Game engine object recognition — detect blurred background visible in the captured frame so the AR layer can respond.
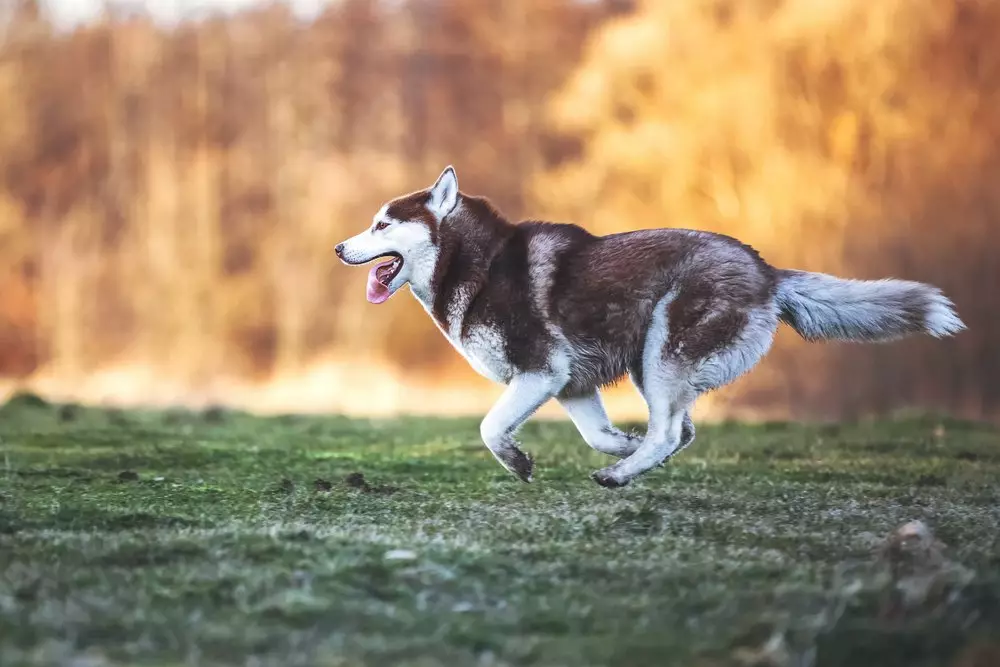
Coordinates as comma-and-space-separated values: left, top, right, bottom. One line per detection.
0, 0, 997, 421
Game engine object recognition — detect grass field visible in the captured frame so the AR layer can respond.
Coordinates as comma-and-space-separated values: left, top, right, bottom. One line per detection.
1, 394, 999, 667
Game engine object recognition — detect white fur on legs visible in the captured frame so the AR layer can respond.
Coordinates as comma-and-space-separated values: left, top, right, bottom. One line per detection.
592, 296, 694, 488
591, 401, 689, 488
629, 354, 696, 465
591, 382, 693, 488
558, 391, 642, 458
480, 372, 563, 482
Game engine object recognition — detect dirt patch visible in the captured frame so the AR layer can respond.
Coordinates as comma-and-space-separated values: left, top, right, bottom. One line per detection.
344, 471, 399, 495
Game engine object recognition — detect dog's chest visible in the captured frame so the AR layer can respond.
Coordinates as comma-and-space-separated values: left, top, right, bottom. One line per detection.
455, 324, 514, 384
415, 285, 515, 384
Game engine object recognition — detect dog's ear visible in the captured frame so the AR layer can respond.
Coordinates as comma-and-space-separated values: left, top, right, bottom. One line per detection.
427, 165, 459, 221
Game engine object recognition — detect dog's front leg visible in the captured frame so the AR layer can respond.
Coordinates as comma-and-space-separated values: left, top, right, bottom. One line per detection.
480, 373, 562, 482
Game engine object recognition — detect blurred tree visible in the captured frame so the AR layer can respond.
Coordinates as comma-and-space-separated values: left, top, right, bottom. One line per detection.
0, 0, 995, 418
535, 0, 1000, 418
0, 0, 613, 391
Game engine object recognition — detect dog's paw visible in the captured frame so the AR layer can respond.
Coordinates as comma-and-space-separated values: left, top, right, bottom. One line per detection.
590, 468, 629, 489
495, 447, 534, 483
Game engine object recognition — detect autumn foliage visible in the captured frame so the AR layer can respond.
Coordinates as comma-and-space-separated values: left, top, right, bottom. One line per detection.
0, 0, 997, 419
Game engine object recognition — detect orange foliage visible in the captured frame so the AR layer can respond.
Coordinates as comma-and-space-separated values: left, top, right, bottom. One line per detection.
0, 0, 612, 413
0, 0, 997, 419
535, 0, 1000, 419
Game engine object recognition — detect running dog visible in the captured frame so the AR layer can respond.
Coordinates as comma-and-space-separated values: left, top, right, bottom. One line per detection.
335, 167, 965, 488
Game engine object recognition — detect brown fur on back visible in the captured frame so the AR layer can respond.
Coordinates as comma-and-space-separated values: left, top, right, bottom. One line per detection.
429, 201, 780, 396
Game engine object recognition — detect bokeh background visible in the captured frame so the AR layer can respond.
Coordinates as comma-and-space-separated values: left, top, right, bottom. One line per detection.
1, 0, 998, 421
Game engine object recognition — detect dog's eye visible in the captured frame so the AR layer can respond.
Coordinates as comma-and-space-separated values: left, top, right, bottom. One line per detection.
374, 221, 390, 232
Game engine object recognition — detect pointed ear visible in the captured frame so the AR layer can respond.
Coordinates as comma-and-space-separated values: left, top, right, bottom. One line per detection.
427, 165, 459, 221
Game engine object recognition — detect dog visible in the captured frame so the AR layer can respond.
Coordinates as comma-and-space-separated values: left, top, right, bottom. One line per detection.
335, 166, 965, 488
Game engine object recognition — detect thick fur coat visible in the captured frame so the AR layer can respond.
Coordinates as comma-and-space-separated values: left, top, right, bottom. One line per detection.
336, 167, 965, 487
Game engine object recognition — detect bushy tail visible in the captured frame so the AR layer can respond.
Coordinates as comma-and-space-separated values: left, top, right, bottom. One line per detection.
775, 270, 965, 343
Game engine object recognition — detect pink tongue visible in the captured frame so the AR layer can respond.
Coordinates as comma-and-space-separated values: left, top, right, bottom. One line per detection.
365, 261, 395, 304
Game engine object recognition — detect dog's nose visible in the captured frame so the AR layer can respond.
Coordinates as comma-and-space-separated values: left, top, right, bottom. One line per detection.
334, 243, 344, 258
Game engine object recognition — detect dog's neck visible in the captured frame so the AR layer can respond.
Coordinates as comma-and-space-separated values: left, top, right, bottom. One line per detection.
415, 197, 514, 335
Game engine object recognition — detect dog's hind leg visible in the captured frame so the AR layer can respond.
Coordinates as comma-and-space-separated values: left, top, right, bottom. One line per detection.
480, 372, 564, 482
591, 300, 780, 488
628, 366, 696, 461
558, 390, 643, 458
592, 297, 697, 488
592, 359, 695, 488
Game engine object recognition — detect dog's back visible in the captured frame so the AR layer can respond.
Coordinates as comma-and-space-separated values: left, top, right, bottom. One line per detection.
465, 221, 778, 395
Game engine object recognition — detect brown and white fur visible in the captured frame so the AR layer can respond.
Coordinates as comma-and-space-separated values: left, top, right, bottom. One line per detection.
335, 166, 966, 488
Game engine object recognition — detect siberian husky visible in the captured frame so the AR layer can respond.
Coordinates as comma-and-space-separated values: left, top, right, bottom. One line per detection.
336, 167, 965, 488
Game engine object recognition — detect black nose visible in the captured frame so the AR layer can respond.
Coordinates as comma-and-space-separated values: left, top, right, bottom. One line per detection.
335, 243, 344, 257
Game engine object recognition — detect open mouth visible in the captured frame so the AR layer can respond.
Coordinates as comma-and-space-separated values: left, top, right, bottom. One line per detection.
366, 253, 404, 304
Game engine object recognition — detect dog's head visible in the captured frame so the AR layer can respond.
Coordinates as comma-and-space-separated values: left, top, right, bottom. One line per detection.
335, 166, 460, 304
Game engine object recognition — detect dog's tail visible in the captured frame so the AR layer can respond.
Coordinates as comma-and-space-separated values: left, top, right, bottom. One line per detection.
775, 269, 965, 343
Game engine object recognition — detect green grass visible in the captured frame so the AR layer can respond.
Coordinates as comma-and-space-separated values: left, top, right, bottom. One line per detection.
1, 393, 999, 667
